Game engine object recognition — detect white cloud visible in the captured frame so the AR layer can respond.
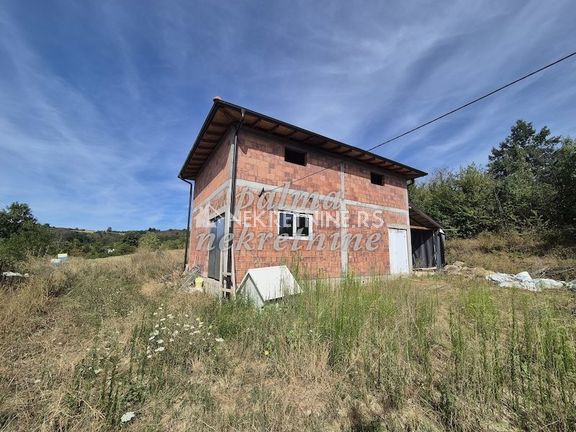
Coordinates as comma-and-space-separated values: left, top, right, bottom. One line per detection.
0, 0, 574, 228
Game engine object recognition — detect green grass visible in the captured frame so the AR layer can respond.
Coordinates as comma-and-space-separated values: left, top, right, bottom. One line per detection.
0, 252, 575, 431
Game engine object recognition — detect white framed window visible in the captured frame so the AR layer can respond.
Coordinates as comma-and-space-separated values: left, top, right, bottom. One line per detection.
278, 211, 312, 239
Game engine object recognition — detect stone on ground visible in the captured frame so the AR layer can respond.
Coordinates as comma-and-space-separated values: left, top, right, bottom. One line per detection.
533, 278, 565, 289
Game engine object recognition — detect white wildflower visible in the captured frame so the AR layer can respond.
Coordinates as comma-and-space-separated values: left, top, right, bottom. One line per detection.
215, 337, 224, 343
184, 314, 189, 318
154, 346, 165, 352
157, 339, 164, 344
147, 355, 152, 359
148, 335, 156, 341
160, 318, 166, 322
121, 411, 136, 423
169, 338, 174, 342
94, 368, 102, 375
167, 314, 174, 319
173, 330, 179, 337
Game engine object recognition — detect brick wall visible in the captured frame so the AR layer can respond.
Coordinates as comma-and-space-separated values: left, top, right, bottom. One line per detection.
231, 128, 409, 281
233, 186, 342, 282
187, 126, 410, 282
187, 132, 232, 275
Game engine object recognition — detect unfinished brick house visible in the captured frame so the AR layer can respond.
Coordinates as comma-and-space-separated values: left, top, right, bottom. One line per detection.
179, 98, 444, 293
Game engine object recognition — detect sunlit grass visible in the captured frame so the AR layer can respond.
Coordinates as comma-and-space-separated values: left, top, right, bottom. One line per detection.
0, 251, 575, 431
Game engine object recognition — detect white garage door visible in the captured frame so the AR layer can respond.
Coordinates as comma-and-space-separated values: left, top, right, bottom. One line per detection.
388, 228, 410, 274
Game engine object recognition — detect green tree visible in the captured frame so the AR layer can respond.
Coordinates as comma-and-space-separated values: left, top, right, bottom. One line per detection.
122, 232, 141, 247
488, 120, 560, 228
488, 120, 560, 179
138, 232, 161, 250
554, 138, 576, 227
410, 165, 499, 237
0, 202, 37, 239
0, 202, 52, 272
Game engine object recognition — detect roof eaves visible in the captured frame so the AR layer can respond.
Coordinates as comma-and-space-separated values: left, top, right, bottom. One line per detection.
179, 98, 428, 180
215, 100, 427, 179
178, 100, 223, 179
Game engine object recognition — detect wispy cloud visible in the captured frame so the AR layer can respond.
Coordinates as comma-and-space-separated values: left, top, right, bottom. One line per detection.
0, 0, 574, 229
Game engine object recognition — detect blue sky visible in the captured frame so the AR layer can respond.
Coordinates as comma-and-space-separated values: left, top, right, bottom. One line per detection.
0, 0, 574, 230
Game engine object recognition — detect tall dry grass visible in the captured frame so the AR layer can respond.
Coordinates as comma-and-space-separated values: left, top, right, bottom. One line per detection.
1, 250, 575, 431
447, 230, 576, 280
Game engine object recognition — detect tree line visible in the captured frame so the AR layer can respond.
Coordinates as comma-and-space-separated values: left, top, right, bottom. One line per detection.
0, 203, 186, 273
409, 120, 576, 238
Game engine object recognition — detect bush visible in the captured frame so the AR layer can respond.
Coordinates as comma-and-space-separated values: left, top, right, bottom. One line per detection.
138, 232, 161, 251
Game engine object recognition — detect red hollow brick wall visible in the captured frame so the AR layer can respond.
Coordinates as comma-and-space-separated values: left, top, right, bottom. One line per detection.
187, 126, 411, 281
187, 133, 232, 275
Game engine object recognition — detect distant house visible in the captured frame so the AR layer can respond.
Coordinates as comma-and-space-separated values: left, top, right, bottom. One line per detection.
179, 98, 444, 294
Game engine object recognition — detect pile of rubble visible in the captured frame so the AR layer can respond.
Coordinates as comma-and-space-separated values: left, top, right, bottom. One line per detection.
1, 271, 29, 286
443, 261, 576, 292
485, 272, 570, 292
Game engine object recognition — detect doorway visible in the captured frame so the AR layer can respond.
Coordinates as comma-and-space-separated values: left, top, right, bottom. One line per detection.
388, 228, 410, 274
208, 215, 225, 280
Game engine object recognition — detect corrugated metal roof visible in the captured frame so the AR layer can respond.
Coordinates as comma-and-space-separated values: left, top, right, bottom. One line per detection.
179, 99, 428, 180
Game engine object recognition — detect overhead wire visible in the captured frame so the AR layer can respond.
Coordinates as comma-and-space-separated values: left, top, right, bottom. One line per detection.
263, 49, 576, 193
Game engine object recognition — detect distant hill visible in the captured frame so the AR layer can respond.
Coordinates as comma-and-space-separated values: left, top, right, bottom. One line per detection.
47, 226, 187, 258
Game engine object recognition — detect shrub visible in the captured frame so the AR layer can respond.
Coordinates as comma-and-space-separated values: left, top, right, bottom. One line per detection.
138, 232, 161, 251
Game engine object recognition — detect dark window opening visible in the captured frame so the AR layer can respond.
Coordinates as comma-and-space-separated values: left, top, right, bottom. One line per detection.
278, 212, 293, 236
296, 215, 310, 237
285, 148, 307, 166
370, 172, 384, 185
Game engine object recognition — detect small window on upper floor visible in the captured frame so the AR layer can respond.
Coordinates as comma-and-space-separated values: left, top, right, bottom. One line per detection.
285, 147, 307, 166
370, 172, 384, 186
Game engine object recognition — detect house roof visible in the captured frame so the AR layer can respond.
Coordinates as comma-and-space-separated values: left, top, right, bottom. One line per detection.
179, 98, 427, 180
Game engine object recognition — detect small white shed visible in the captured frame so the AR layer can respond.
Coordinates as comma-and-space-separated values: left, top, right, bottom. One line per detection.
237, 265, 301, 307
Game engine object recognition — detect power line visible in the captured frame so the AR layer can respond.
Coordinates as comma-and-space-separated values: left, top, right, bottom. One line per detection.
265, 49, 576, 193
366, 49, 576, 153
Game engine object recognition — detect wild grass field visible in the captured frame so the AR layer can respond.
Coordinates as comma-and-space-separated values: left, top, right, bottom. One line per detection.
447, 231, 576, 281
1, 250, 575, 431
